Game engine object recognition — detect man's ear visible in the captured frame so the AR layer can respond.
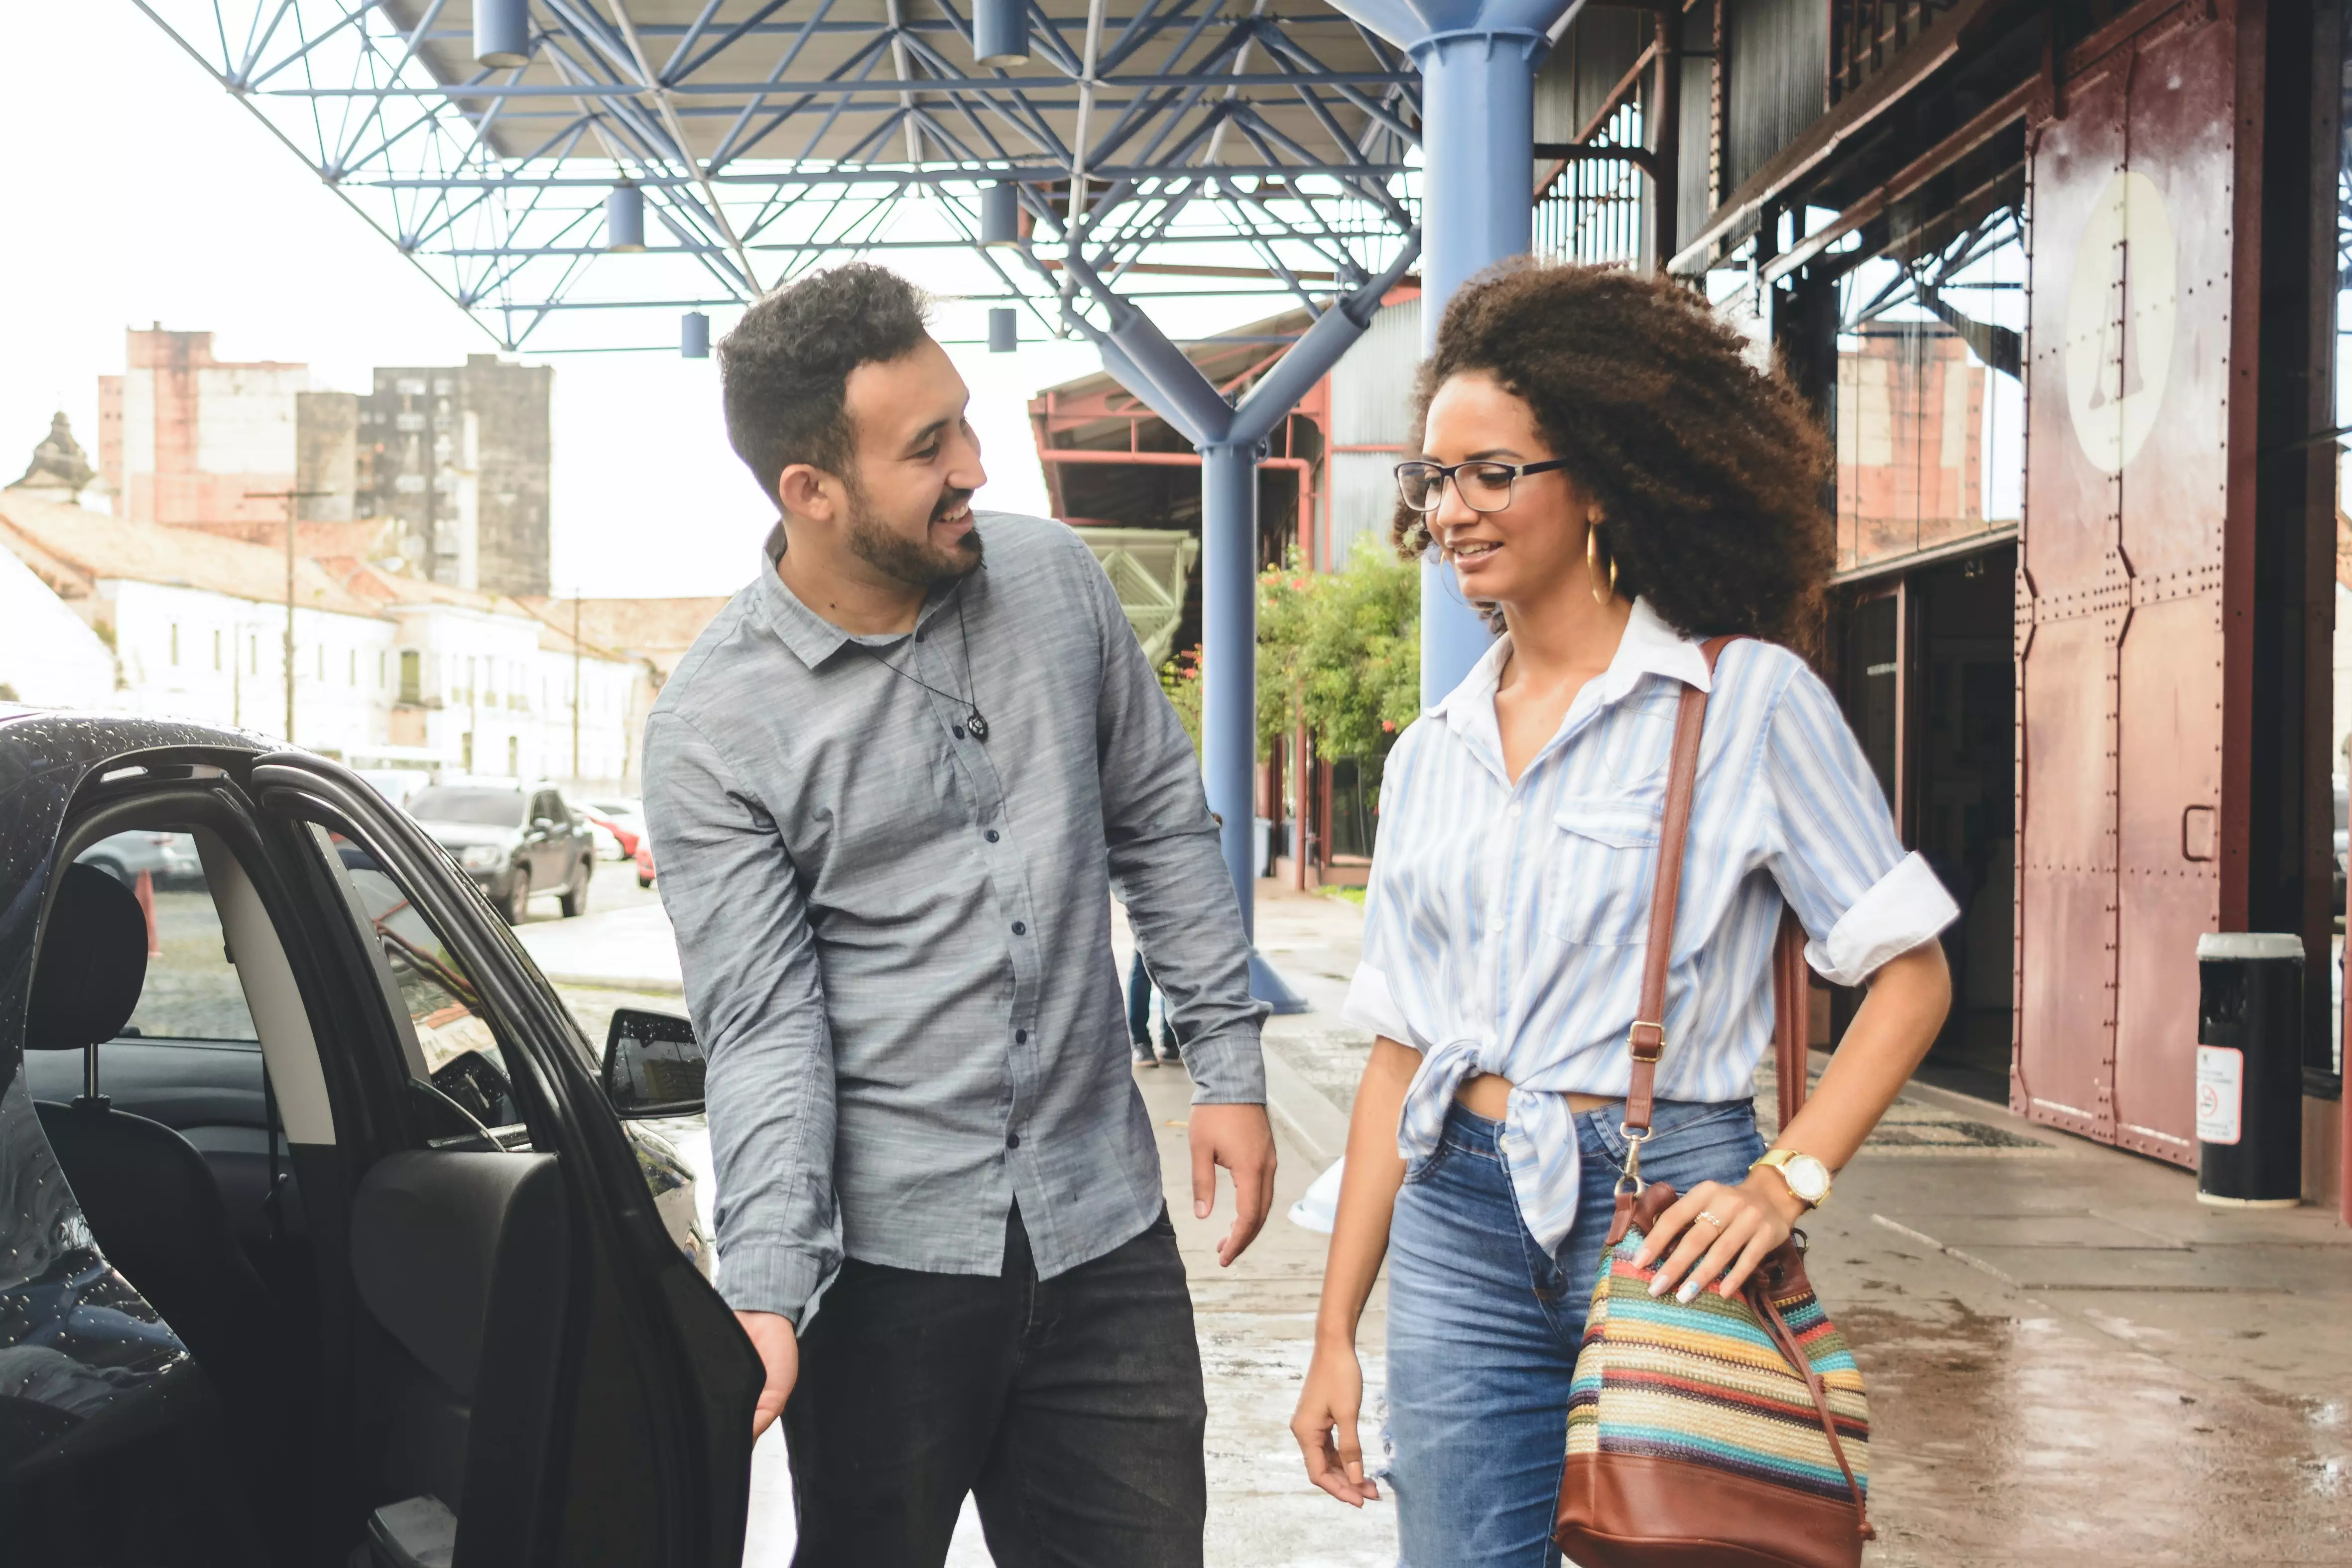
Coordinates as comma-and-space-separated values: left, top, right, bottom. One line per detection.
776, 464, 836, 524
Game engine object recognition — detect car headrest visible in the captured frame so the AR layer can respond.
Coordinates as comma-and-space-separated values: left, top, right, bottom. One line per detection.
26, 863, 149, 1050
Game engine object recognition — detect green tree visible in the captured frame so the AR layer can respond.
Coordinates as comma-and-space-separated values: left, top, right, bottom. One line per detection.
1257, 541, 1420, 761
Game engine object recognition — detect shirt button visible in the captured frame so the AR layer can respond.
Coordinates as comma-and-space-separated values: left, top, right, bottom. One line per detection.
1508, 801, 1523, 819
1012, 921, 1026, 935
986, 829, 1000, 843
1015, 1028, 1028, 1043
1005, 1131, 1021, 1149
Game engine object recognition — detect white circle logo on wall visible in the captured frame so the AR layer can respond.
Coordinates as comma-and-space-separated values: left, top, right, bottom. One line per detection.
2063, 169, 2178, 474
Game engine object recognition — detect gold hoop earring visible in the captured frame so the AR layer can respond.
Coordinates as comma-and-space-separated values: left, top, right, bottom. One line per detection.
1588, 522, 1617, 605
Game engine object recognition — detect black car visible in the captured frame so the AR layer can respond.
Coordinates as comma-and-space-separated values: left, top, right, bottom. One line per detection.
404, 782, 598, 925
0, 709, 760, 1567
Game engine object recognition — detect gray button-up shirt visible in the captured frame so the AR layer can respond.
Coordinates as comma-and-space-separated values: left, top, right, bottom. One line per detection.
642, 512, 1266, 1324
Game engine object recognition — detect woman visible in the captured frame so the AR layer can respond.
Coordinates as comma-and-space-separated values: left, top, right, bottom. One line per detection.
1289, 263, 1958, 1565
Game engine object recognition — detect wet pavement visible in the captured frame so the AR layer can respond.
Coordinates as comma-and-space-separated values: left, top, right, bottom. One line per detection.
544, 879, 2352, 1566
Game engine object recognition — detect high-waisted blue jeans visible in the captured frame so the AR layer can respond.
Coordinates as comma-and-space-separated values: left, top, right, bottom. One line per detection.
1383, 1097, 1767, 1568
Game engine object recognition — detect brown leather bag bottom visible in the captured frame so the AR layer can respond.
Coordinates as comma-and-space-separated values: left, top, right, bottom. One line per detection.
1554, 1453, 1866, 1568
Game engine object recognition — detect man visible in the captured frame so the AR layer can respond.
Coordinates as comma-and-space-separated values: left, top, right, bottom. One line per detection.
642, 263, 1276, 1567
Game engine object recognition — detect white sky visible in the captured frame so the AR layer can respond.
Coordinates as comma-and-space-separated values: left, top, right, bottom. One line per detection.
0, 5, 1301, 599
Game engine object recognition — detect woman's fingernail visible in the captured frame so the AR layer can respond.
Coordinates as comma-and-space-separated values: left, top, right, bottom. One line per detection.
1195, 1201, 1209, 1218
1647, 1274, 1669, 1297
1676, 1278, 1701, 1304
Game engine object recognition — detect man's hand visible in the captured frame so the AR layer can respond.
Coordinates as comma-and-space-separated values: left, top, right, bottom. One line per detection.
1188, 1102, 1276, 1266
735, 1310, 799, 1437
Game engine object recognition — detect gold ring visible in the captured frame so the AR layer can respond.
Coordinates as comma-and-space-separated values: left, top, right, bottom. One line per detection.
1696, 1210, 1726, 1230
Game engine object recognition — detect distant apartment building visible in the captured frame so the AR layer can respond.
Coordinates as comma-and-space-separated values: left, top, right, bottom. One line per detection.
91, 329, 552, 597
98, 328, 357, 528
358, 357, 553, 596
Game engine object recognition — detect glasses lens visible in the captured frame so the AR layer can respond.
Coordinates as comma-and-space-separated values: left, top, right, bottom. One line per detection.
1459, 464, 1517, 513
1395, 463, 1443, 512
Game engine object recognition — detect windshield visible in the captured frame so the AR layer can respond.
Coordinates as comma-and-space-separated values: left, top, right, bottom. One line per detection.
406, 787, 525, 828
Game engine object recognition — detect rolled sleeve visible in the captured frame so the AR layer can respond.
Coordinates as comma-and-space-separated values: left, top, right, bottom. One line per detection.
1082, 531, 1268, 1105
641, 710, 840, 1325
1762, 663, 1960, 987
1810, 851, 1960, 986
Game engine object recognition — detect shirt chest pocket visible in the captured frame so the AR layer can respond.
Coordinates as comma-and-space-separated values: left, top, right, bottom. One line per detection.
1541, 794, 1663, 947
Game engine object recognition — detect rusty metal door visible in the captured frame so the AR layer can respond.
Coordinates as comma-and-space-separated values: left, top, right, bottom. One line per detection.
2018, 1, 2234, 1163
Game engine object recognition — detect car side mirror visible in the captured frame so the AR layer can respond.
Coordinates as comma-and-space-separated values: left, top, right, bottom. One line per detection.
531, 816, 555, 833
603, 1007, 705, 1119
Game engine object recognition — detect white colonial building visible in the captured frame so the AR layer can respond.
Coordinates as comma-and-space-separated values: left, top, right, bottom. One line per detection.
0, 489, 647, 790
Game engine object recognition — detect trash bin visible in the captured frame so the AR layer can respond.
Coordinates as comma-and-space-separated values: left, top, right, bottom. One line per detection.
2194, 932, 2304, 1207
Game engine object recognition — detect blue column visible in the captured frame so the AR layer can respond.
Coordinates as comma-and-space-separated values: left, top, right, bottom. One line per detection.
1062, 243, 1416, 1014
1329, 0, 1578, 703
1414, 29, 1545, 704
1198, 440, 1261, 941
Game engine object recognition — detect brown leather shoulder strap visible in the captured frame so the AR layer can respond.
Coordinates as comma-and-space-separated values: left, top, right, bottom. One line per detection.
1623, 633, 1741, 1134
1774, 909, 1811, 1129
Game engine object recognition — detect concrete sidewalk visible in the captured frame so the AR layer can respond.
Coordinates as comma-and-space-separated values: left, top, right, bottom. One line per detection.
542, 880, 2352, 1565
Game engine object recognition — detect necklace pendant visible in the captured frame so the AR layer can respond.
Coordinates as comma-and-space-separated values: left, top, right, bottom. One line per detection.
965, 710, 990, 742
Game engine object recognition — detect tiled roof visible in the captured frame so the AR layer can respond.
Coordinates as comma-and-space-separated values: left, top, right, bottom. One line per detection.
0, 493, 384, 619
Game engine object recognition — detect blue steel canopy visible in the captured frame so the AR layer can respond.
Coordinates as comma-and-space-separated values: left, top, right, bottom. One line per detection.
135, 0, 1430, 350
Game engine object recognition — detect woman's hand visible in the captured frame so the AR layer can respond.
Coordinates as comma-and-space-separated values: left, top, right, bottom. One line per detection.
1631, 1172, 1808, 1303
1291, 1339, 1381, 1506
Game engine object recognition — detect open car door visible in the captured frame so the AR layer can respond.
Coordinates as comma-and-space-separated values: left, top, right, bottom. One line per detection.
248, 752, 762, 1567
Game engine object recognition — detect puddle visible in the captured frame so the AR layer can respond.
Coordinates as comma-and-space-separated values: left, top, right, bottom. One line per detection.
1843, 1299, 2351, 1563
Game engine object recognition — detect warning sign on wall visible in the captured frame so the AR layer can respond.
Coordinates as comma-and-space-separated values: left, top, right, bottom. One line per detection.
2194, 1046, 2242, 1146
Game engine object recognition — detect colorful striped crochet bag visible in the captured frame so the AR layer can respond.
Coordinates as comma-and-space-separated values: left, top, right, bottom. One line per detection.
1553, 638, 1875, 1568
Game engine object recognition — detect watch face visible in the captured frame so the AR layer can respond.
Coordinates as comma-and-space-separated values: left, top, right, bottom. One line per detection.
1784, 1154, 1832, 1204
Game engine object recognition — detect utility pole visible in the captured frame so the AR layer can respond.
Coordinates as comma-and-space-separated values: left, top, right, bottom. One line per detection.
571, 592, 588, 783
244, 488, 334, 745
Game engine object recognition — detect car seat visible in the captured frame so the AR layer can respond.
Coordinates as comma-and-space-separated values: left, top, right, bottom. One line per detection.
26, 861, 307, 1563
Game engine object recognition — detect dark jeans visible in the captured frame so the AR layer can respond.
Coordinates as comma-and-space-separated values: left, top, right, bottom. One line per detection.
783, 1206, 1207, 1568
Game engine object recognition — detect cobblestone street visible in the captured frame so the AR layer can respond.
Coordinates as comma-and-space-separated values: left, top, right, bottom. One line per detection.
533, 878, 2352, 1567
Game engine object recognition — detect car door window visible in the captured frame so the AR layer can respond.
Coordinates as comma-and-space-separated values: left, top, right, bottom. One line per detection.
320, 830, 525, 1136
71, 833, 258, 1044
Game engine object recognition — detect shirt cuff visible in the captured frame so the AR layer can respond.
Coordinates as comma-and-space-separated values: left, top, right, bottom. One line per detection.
1807, 850, 1961, 987
715, 1237, 835, 1328
1182, 1024, 1267, 1104
1341, 963, 1416, 1046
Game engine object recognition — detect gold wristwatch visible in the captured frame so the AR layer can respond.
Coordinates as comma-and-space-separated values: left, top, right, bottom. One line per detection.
1751, 1149, 1833, 1208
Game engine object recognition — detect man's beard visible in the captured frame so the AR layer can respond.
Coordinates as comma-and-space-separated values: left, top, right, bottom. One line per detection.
844, 483, 982, 589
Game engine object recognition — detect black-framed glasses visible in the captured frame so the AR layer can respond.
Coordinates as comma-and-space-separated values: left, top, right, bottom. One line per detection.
1393, 457, 1575, 514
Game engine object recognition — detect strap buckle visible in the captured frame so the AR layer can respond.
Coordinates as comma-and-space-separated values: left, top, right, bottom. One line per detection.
1627, 1019, 1666, 1063
1614, 1126, 1651, 1196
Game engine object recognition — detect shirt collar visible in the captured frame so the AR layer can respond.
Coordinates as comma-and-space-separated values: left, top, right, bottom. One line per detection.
1427, 596, 1711, 738
754, 519, 974, 671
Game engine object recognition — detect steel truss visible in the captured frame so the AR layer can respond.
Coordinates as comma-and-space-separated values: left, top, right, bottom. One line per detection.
136, 0, 1424, 350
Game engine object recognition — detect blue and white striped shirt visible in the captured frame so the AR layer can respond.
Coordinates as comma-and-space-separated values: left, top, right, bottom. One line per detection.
1341, 598, 1958, 1258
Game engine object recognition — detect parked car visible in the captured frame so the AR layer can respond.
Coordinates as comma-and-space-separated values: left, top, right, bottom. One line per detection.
636, 831, 657, 890
404, 781, 596, 924
586, 797, 645, 862
0, 708, 759, 1567
75, 828, 205, 889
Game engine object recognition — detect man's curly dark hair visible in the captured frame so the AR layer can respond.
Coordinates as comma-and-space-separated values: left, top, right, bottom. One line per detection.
719, 263, 931, 504
1393, 261, 1833, 648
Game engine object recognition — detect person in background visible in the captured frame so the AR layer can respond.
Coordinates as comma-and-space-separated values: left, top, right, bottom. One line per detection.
1127, 948, 1182, 1068
643, 263, 1277, 1568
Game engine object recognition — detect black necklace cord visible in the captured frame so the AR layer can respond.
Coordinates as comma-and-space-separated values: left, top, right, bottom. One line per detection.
859, 583, 988, 739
